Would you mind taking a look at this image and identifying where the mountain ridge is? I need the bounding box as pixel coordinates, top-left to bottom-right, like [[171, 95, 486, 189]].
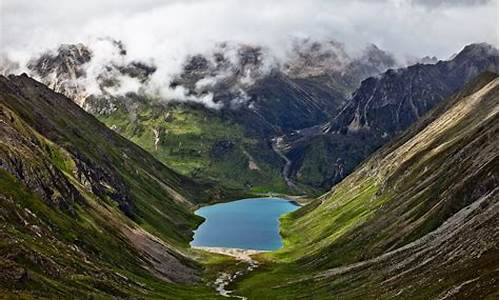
[[0, 73, 237, 298], [234, 71, 499, 299], [281, 43, 498, 189]]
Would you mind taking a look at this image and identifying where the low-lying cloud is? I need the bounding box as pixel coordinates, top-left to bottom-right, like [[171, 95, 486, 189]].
[[1, 0, 498, 108]]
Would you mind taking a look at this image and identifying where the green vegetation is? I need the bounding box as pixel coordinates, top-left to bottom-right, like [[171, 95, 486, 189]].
[[0, 169, 227, 299], [99, 101, 291, 194], [0, 75, 232, 299], [1, 70, 497, 299], [232, 73, 499, 299]]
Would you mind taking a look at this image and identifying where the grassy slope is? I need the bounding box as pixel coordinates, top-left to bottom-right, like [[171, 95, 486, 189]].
[[234, 73, 499, 299], [0, 170, 224, 300], [0, 74, 227, 299], [99, 101, 291, 194]]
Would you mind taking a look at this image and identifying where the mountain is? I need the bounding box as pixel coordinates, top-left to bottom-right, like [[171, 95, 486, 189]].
[[170, 40, 397, 136], [0, 40, 498, 299], [8, 41, 497, 195], [25, 41, 157, 114], [25, 39, 396, 128], [16, 39, 397, 194], [282, 43, 498, 189], [234, 72, 499, 299], [27, 43, 92, 106], [0, 74, 234, 299], [284, 41, 397, 94]]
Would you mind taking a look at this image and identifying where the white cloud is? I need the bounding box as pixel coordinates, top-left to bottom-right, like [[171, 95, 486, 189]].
[[2, 0, 497, 58], [0, 0, 497, 107]]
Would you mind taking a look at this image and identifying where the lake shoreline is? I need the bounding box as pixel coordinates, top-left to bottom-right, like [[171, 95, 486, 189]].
[[192, 194, 310, 210], [192, 246, 268, 261], [190, 198, 299, 251]]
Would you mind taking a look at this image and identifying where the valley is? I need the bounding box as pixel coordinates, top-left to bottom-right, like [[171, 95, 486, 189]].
[[20, 40, 497, 196], [19, 39, 401, 196], [0, 35, 498, 300]]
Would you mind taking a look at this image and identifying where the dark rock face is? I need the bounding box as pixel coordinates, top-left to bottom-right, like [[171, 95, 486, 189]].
[[172, 41, 397, 138], [210, 140, 235, 158], [329, 43, 499, 136], [116, 61, 157, 83], [285, 43, 499, 189], [0, 85, 84, 214], [71, 150, 133, 216]]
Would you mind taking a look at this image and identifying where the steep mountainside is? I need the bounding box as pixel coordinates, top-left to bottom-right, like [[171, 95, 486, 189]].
[[0, 74, 230, 299], [173, 41, 396, 136], [283, 43, 498, 189], [18, 40, 396, 194], [235, 72, 499, 299]]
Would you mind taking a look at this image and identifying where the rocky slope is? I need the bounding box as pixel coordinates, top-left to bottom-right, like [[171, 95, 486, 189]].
[[0, 74, 231, 299], [27, 43, 92, 106], [172, 40, 397, 136], [24, 39, 395, 132], [235, 72, 499, 299], [282, 43, 498, 189]]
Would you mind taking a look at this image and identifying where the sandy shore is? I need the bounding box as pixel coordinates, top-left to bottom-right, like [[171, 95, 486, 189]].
[[193, 246, 267, 262]]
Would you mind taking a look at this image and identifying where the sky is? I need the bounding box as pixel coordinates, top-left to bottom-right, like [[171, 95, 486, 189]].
[[0, 0, 498, 106], [1, 0, 498, 60]]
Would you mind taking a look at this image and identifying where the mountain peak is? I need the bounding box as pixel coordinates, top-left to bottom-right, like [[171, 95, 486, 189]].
[[452, 42, 498, 61]]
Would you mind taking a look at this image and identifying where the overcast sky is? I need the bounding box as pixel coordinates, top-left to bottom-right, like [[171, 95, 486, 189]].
[[0, 0, 498, 67]]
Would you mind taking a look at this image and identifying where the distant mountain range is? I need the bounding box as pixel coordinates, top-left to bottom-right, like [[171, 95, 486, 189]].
[[2, 41, 498, 195], [280, 43, 498, 189], [21, 39, 397, 133]]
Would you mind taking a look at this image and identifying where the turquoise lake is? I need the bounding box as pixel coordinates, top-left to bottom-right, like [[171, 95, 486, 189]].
[[190, 198, 300, 251]]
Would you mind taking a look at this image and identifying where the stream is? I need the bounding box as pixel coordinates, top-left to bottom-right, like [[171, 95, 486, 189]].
[[214, 253, 259, 299], [194, 247, 263, 299]]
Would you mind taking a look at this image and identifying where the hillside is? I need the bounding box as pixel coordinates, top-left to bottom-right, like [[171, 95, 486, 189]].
[[96, 100, 292, 194], [234, 73, 499, 299], [0, 74, 230, 299], [283, 43, 498, 189]]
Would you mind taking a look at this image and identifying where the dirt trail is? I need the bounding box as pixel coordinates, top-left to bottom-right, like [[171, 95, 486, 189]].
[[194, 247, 265, 299]]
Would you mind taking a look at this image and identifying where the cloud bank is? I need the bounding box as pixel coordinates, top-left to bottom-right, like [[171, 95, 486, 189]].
[[0, 0, 498, 107]]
